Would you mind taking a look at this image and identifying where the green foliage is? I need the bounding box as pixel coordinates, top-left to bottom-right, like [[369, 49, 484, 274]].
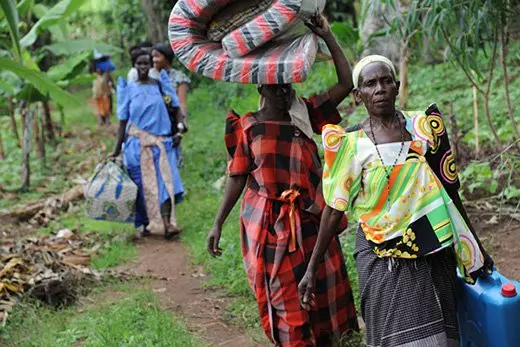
[[43, 39, 122, 56], [460, 162, 499, 194], [0, 284, 203, 347], [111, 0, 148, 48], [0, 57, 80, 107], [331, 21, 364, 62], [20, 0, 87, 47], [406, 41, 520, 145], [0, 0, 22, 59]]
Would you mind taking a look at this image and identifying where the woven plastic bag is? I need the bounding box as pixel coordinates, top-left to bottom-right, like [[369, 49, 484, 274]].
[[168, 0, 326, 84], [84, 159, 137, 223]]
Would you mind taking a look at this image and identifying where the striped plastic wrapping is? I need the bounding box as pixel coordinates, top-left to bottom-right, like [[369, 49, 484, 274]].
[[221, 0, 324, 58], [168, 0, 325, 84]]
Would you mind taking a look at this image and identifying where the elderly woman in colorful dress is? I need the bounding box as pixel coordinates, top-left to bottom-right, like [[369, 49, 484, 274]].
[[110, 49, 184, 240], [298, 55, 494, 347], [206, 15, 359, 346]]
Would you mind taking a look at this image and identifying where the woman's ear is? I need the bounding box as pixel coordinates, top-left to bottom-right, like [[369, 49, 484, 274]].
[[395, 81, 401, 96], [353, 88, 362, 105]]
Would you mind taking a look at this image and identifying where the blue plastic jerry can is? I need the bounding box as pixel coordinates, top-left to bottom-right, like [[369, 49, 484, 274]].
[[457, 270, 520, 347]]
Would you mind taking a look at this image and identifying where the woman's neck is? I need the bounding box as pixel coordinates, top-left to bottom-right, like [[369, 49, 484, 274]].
[[369, 110, 398, 129], [137, 76, 152, 84], [258, 103, 290, 121]]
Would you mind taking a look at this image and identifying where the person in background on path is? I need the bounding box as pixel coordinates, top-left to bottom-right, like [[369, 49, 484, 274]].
[[150, 43, 191, 167], [206, 15, 359, 346], [110, 49, 185, 240], [127, 41, 153, 82], [92, 67, 112, 127], [298, 55, 494, 347]]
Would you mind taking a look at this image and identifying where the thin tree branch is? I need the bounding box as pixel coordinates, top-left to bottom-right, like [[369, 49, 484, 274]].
[[442, 29, 484, 94]]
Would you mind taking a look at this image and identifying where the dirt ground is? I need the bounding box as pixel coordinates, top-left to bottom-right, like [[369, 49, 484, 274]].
[[117, 235, 269, 347], [467, 207, 520, 280]]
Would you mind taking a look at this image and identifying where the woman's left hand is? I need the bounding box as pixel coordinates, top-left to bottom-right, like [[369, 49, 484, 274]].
[[482, 251, 495, 276], [305, 13, 332, 38], [173, 134, 182, 147], [298, 270, 317, 311]]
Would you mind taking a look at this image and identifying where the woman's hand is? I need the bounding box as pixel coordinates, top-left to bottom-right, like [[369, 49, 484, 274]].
[[207, 224, 223, 257], [298, 270, 317, 311], [107, 151, 120, 160], [173, 133, 182, 147], [481, 251, 495, 276], [305, 14, 332, 39]]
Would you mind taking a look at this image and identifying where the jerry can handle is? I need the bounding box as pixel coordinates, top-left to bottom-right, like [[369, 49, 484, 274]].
[[480, 267, 501, 286]]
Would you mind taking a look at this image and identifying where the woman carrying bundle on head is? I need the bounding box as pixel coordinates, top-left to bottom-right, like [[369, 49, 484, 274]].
[[206, 15, 359, 346]]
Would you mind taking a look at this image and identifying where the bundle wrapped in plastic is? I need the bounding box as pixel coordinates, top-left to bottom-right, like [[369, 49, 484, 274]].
[[84, 160, 137, 223], [168, 0, 325, 84]]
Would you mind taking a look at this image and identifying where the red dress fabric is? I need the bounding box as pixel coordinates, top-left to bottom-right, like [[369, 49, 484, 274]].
[[225, 93, 358, 346]]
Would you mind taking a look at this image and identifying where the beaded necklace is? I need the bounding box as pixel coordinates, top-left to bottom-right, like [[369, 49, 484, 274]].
[[368, 114, 406, 208]]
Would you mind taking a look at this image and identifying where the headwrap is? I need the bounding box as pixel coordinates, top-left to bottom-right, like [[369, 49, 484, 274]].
[[352, 55, 397, 89], [153, 43, 174, 65]]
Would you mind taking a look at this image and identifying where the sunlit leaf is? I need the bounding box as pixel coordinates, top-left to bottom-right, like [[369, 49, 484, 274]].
[[0, 57, 80, 108], [46, 51, 91, 81], [20, 0, 87, 47], [0, 0, 21, 60]]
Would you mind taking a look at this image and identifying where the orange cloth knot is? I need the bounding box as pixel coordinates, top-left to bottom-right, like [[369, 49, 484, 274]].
[[280, 189, 301, 253]]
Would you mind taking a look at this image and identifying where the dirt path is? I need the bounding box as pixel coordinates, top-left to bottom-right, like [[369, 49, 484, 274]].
[[118, 235, 268, 347]]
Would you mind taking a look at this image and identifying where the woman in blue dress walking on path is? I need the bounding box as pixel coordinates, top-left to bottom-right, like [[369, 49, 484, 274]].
[[110, 49, 184, 240]]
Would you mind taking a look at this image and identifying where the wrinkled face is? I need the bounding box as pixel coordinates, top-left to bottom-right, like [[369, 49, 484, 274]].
[[259, 84, 294, 110], [135, 54, 151, 81], [355, 63, 399, 117], [152, 49, 168, 71]]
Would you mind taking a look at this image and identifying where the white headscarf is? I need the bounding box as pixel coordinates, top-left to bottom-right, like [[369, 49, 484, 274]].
[[352, 55, 397, 89]]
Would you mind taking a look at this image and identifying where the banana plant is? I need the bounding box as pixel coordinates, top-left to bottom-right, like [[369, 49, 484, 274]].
[[0, 0, 90, 108]]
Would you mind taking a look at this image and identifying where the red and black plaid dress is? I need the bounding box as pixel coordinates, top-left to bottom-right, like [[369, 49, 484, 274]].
[[225, 92, 358, 346]]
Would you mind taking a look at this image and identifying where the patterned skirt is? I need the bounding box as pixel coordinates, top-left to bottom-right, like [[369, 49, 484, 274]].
[[240, 189, 358, 346], [354, 227, 459, 347], [94, 95, 111, 117]]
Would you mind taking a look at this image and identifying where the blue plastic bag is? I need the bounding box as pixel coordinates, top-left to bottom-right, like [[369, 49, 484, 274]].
[[84, 159, 137, 223]]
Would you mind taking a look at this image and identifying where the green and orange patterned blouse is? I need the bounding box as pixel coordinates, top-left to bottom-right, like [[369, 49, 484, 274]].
[[322, 104, 484, 281]]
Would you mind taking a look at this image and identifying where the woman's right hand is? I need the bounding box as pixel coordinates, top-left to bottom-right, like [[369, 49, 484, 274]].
[[107, 151, 120, 160], [207, 224, 223, 257], [298, 270, 316, 311]]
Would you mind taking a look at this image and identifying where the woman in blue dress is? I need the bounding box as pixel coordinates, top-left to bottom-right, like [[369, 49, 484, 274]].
[[110, 49, 184, 240]]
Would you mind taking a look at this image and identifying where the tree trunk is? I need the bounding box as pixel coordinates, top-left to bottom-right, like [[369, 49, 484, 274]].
[[0, 185, 84, 224], [422, 33, 439, 65], [483, 94, 503, 151], [34, 109, 44, 160], [8, 96, 21, 148], [448, 101, 459, 159], [499, 26, 520, 150], [399, 44, 409, 109], [0, 133, 5, 160], [42, 101, 56, 143], [473, 86, 480, 155], [141, 0, 167, 43], [361, 0, 402, 67], [21, 106, 34, 191]]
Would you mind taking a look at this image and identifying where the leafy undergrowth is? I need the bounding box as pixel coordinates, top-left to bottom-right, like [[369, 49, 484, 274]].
[[0, 88, 114, 210], [0, 281, 204, 347]]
